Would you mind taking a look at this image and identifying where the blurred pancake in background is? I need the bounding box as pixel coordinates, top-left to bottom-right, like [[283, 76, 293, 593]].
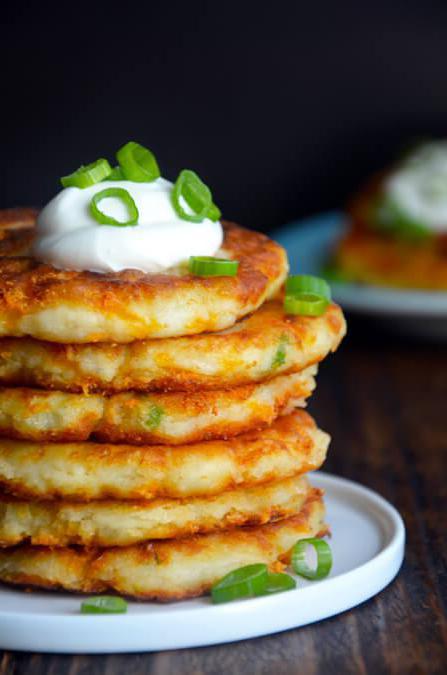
[[332, 140, 447, 290]]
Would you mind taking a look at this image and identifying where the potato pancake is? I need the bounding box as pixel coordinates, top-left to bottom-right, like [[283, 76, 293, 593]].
[[0, 410, 329, 501], [0, 491, 326, 600], [0, 369, 315, 444], [0, 221, 287, 343], [0, 475, 311, 547], [332, 173, 447, 289], [0, 301, 345, 393], [334, 228, 447, 289]]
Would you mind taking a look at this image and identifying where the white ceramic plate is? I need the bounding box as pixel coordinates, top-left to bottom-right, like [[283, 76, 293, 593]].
[[275, 212, 447, 338], [0, 472, 405, 654]]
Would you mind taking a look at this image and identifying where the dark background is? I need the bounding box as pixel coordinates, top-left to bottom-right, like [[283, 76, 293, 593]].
[[2, 1, 447, 232]]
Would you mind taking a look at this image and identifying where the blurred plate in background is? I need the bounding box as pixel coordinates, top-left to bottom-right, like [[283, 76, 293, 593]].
[[275, 211, 447, 339]]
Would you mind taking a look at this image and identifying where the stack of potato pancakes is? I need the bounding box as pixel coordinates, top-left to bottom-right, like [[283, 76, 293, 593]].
[[0, 212, 345, 600]]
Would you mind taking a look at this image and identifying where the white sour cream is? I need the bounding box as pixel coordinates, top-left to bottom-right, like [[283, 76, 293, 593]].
[[385, 141, 447, 233], [33, 177, 224, 273]]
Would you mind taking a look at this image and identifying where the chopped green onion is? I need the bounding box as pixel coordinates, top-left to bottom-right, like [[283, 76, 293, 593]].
[[146, 404, 164, 430], [211, 564, 268, 603], [284, 293, 329, 317], [172, 169, 220, 223], [116, 141, 160, 183], [291, 538, 333, 580], [206, 202, 222, 222], [321, 263, 354, 284], [90, 187, 139, 227], [264, 572, 297, 594], [81, 596, 128, 614], [285, 274, 331, 301], [271, 333, 289, 370], [284, 274, 331, 317], [107, 166, 125, 181], [189, 256, 239, 277], [374, 196, 430, 240], [61, 159, 112, 189]]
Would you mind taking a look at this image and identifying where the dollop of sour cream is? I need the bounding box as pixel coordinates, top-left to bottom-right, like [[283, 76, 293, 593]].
[[33, 177, 224, 273], [385, 141, 447, 233]]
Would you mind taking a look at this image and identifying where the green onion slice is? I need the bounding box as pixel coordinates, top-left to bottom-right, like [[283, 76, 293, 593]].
[[291, 538, 333, 580], [81, 596, 128, 614], [189, 256, 239, 277], [264, 572, 297, 594], [116, 141, 160, 183], [107, 166, 125, 181], [285, 274, 331, 301], [172, 169, 220, 223], [146, 404, 164, 430], [271, 334, 289, 370], [211, 564, 269, 603], [61, 159, 112, 189], [90, 187, 139, 227], [284, 274, 331, 317], [284, 293, 329, 317], [206, 202, 222, 222], [374, 196, 430, 240]]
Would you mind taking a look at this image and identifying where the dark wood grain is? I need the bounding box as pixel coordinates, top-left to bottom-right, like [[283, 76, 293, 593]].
[[1, 319, 446, 675]]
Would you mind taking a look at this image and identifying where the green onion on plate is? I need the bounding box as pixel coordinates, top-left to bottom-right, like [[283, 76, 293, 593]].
[[263, 572, 297, 594], [211, 564, 270, 604], [291, 537, 333, 580], [81, 596, 128, 614]]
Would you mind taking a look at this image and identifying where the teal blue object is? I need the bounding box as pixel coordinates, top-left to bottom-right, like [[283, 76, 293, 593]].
[[273, 211, 345, 275]]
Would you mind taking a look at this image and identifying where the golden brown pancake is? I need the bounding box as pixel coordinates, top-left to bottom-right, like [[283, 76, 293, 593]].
[[333, 174, 447, 289], [334, 228, 447, 289], [0, 491, 326, 600], [0, 410, 329, 501], [0, 301, 345, 393], [0, 221, 288, 343], [0, 475, 311, 547], [0, 369, 315, 444]]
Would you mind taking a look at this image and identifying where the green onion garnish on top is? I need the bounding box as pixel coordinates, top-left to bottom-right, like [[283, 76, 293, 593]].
[[285, 274, 331, 299], [90, 187, 139, 227], [284, 274, 331, 317], [116, 141, 160, 183], [60, 159, 112, 189], [374, 195, 430, 240], [291, 538, 333, 580], [81, 596, 128, 614], [189, 256, 239, 277], [107, 166, 125, 181], [172, 169, 221, 223]]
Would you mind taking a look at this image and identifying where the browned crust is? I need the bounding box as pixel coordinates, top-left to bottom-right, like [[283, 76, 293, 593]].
[[0, 221, 288, 342], [0, 476, 311, 547], [0, 492, 326, 601], [0, 409, 329, 501], [0, 302, 345, 393], [0, 371, 314, 444]]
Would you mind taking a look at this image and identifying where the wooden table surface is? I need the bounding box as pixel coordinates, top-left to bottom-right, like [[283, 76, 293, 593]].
[[1, 318, 446, 675]]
